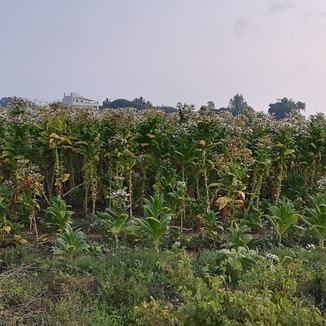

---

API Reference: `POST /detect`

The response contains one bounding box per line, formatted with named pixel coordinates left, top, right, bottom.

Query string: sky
left=1, top=0, right=326, bottom=116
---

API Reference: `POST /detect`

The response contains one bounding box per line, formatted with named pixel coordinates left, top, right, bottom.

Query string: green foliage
left=136, top=193, right=172, bottom=254
left=266, top=199, right=301, bottom=247
left=98, top=202, right=130, bottom=236
left=54, top=223, right=89, bottom=259
left=0, top=183, right=14, bottom=224
left=282, top=173, right=308, bottom=201
left=0, top=96, right=13, bottom=108
left=143, top=193, right=170, bottom=220
left=268, top=97, right=306, bottom=119
left=41, top=197, right=73, bottom=234
left=106, top=97, right=152, bottom=110
left=198, top=209, right=223, bottom=244
left=1, top=243, right=326, bottom=325
left=303, top=193, right=326, bottom=249
left=4, top=100, right=326, bottom=324
left=136, top=250, right=324, bottom=325
left=227, top=93, right=250, bottom=116
left=97, top=201, right=136, bottom=251
left=201, top=246, right=260, bottom=283
left=221, top=223, right=253, bottom=249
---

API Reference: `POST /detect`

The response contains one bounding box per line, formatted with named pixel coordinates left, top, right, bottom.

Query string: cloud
left=233, top=16, right=258, bottom=38
left=320, top=12, right=326, bottom=19
left=267, top=0, right=295, bottom=14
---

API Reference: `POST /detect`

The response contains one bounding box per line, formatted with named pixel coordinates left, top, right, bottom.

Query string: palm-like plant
left=266, top=199, right=300, bottom=247
left=136, top=193, right=172, bottom=255
left=97, top=201, right=135, bottom=251
left=54, top=223, right=89, bottom=259
left=303, top=194, right=326, bottom=249
left=41, top=197, right=73, bottom=234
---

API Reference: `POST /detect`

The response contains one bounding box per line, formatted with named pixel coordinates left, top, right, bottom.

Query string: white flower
left=306, top=244, right=316, bottom=252
left=107, top=188, right=129, bottom=201
left=174, top=241, right=181, bottom=247
left=177, top=181, right=186, bottom=189
left=265, top=253, right=279, bottom=261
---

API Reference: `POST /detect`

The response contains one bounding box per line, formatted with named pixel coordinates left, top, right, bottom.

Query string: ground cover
left=1, top=240, right=326, bottom=325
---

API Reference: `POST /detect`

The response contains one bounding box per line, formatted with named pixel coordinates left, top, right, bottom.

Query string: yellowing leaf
left=13, top=235, right=27, bottom=244
left=2, top=226, right=11, bottom=234
left=62, top=174, right=70, bottom=183
left=216, top=196, right=231, bottom=210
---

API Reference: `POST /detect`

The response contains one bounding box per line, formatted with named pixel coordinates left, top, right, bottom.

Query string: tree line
left=0, top=94, right=306, bottom=120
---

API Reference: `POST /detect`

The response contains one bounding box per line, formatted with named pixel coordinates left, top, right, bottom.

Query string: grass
left=1, top=235, right=326, bottom=325
left=0, top=242, right=163, bottom=325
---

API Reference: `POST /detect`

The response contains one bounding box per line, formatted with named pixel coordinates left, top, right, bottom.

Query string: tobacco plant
left=221, top=222, right=253, bottom=249
left=74, top=129, right=103, bottom=214
left=246, top=139, right=272, bottom=213
left=98, top=201, right=135, bottom=252
left=6, top=160, right=44, bottom=241
left=303, top=193, right=326, bottom=249
left=271, top=128, right=295, bottom=202
left=172, top=137, right=202, bottom=232
left=266, top=199, right=301, bottom=247
left=37, top=107, right=72, bottom=198
left=41, top=197, right=73, bottom=234
left=136, top=193, right=172, bottom=255
left=54, top=223, right=89, bottom=259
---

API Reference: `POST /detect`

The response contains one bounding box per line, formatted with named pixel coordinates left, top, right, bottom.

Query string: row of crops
left=1, top=99, right=326, bottom=233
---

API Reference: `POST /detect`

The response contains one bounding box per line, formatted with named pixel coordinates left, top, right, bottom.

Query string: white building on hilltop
left=62, top=92, right=99, bottom=109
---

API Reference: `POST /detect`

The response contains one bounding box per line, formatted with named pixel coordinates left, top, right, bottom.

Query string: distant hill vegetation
left=0, top=94, right=306, bottom=119
left=0, top=97, right=13, bottom=108
left=101, top=96, right=177, bottom=113
left=0, top=97, right=34, bottom=108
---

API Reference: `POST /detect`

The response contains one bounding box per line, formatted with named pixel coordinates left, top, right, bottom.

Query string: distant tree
left=102, top=97, right=153, bottom=110
left=159, top=105, right=178, bottom=113
left=0, top=97, right=14, bottom=108
left=268, top=98, right=306, bottom=120
left=109, top=99, right=135, bottom=109
left=101, top=98, right=111, bottom=109
left=227, top=93, right=250, bottom=116
left=207, top=101, right=215, bottom=111
left=132, top=96, right=152, bottom=109
left=3, top=97, right=35, bottom=110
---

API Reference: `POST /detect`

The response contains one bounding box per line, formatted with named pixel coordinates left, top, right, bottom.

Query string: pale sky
left=1, top=0, right=326, bottom=115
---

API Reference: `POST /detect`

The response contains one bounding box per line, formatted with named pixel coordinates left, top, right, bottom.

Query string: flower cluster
left=107, top=135, right=127, bottom=147
left=264, top=253, right=279, bottom=261
left=107, top=189, right=129, bottom=202
left=177, top=181, right=187, bottom=189
left=306, top=244, right=316, bottom=252
left=317, top=175, right=326, bottom=192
